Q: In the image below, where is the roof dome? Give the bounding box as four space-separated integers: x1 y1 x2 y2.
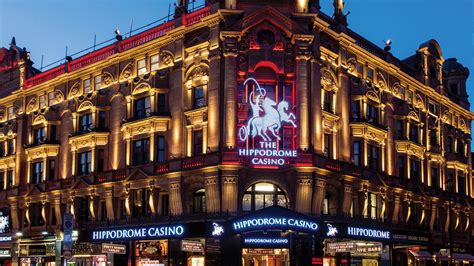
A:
443 58 469 76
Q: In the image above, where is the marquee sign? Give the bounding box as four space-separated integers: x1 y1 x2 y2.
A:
237 78 297 166
91 224 185 241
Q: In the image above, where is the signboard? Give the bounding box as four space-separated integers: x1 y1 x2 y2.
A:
326 242 356 253
0 248 10 257
232 216 318 233
0 236 12 242
181 240 204 253
0 208 10 234
326 242 382 254
91 224 185 241
392 233 429 243
245 249 276 255
242 236 289 248
237 78 297 166
101 243 126 254
20 244 56 257
63 213 74 251
347 227 390 240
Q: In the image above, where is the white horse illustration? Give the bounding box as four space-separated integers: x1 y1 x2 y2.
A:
239 78 297 142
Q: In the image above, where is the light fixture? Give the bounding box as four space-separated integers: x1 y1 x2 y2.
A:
15 232 23 237
384 39 392 52
41 231 48 236
115 28 123 41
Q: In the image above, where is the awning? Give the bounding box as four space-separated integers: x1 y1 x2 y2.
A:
453 253 474 262
409 250 433 260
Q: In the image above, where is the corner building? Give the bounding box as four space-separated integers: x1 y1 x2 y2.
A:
0 0 473 265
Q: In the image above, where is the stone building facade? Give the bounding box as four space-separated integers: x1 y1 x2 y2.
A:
0 0 472 265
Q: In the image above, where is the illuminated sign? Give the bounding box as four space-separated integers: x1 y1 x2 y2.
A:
91 225 184 241
327 224 338 237
211 222 224 237
0 236 12 242
237 78 297 166
0 248 10 257
101 243 126 254
232 217 318 233
181 240 204 253
0 209 10 234
242 237 289 248
326 242 382 254
347 227 390 240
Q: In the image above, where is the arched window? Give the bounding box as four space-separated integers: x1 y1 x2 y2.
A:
242 182 287 211
193 189 206 213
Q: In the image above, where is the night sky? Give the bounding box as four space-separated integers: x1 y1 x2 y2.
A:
1 0 472 108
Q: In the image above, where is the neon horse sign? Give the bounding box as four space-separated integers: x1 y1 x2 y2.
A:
238 78 297 142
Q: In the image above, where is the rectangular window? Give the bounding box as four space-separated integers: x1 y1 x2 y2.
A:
369 193 377 220
33 127 45 145
356 63 364 76
78 197 89 223
446 137 453 153
161 194 169 216
407 90 414 104
193 130 203 156
352 101 360 121
98 111 106 129
7 107 15 120
79 113 93 132
84 79 92 94
39 95 46 109
6 170 13 189
193 87 206 109
156 136 165 163
100 201 107 221
323 196 329 215
133 138 150 166
134 97 151 119
94 75 102 90
409 123 419 143
368 145 379 171
157 93 166 114
398 156 405 179
48 160 55 181
396 120 404 139
323 90 332 112
0 143 5 157
48 91 56 106
324 134 331 157
0 172 4 190
429 102 437 114
353 141 361 166
431 167 439 189
366 104 379 124
458 174 466 195
50 125 57 142
137 59 147 75
7 139 14 155
97 149 105 172
77 151 92 176
367 68 374 80
30 203 44 226
31 161 44 184
150 55 159 71
410 159 420 182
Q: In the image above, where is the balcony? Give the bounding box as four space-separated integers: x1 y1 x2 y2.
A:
69 131 110 151
350 119 387 144
121 114 171 139
351 117 387 131
395 140 425 159
25 143 60 162
154 152 220 175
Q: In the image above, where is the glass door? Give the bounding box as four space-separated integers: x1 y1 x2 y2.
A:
242 248 289 266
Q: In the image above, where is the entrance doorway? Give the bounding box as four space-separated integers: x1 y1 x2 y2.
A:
242 248 290 266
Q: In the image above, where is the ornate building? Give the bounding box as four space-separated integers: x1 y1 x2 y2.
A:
0 0 472 265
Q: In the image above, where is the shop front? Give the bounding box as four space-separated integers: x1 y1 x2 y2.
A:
0 235 12 266
18 240 58 266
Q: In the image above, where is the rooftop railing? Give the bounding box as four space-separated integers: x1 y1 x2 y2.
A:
25 4 209 89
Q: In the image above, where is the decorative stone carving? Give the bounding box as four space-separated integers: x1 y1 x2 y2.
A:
376 72 387 90
346 58 357 74
159 50 174 68
68 82 81 99
120 63 133 81
26 97 38 114
366 90 380 103
102 72 115 86
132 83 151 96
77 101 94 112
54 90 64 103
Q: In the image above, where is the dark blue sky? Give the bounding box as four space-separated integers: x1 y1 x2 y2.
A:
1 0 473 106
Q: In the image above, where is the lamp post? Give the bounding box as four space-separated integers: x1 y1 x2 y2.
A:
446 175 454 266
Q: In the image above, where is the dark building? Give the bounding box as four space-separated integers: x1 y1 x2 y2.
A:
0 0 472 265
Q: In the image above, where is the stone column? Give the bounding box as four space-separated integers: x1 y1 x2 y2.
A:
312 177 326 217
54 195 62 226
15 114 26 186
342 185 353 216
337 67 351 162
105 188 115 221
294 35 313 151
221 173 238 214
169 182 183 216
392 195 400 223
8 198 19 231
295 173 313 214
311 56 323 154
205 174 221 214
170 35 185 157
221 32 239 149
206 22 221 152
